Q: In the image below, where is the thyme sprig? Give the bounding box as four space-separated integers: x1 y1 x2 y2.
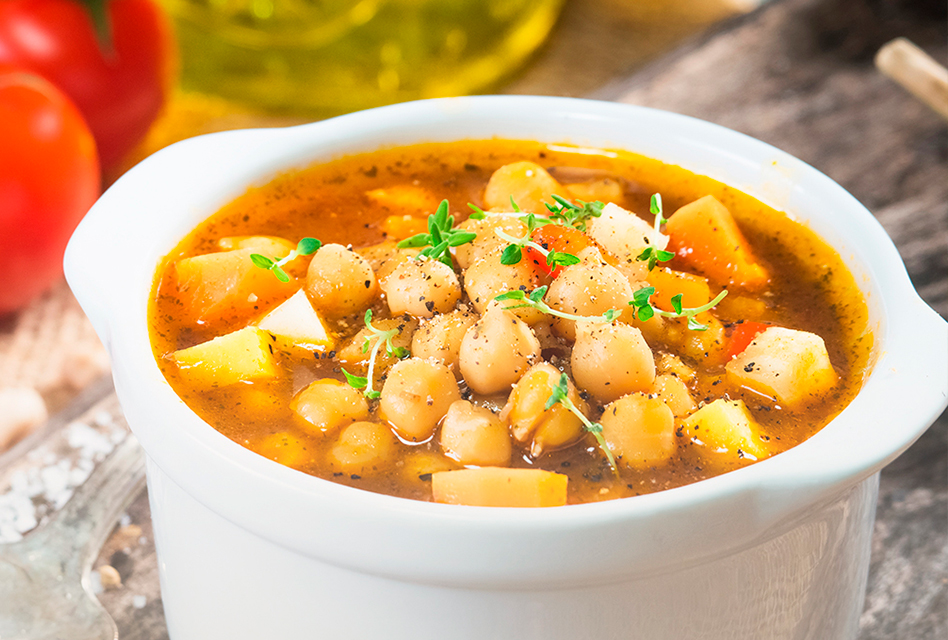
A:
545 373 618 473
629 287 729 331
650 193 668 232
637 246 676 271
636 193 675 271
545 195 604 231
341 310 409 399
250 237 321 282
397 200 476 267
494 286 622 323
494 222 581 270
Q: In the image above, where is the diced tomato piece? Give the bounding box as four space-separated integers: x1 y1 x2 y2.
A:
525 225 594 278
726 321 770 359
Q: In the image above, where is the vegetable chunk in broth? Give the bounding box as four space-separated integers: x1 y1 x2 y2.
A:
149 140 873 507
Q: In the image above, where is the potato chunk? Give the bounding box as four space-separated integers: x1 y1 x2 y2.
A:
600 393 676 470
256 289 334 352
174 327 279 387
439 401 511 467
291 379 369 436
327 422 396 475
587 203 668 282
725 327 837 408
680 399 767 459
432 467 568 507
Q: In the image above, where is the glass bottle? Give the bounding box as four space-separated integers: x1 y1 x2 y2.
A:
158 0 566 116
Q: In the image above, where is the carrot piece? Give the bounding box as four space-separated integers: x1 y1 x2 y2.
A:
726 321 770 359
646 266 711 312
665 196 769 290
432 467 568 507
174 248 297 325
525 224 595 278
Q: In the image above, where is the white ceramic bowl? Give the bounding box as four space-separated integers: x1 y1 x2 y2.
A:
65 97 947 640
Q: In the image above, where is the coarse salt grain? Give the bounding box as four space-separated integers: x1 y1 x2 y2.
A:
132 595 147 609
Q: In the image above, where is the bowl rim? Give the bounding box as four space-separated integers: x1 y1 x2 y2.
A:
65 95 948 588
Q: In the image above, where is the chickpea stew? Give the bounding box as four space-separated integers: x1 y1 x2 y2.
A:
149 140 873 507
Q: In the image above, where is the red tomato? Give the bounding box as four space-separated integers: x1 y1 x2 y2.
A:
0 0 174 173
0 67 100 314
726 321 770 359
524 225 595 278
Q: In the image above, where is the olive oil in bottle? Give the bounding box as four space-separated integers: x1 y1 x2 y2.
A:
158 0 566 116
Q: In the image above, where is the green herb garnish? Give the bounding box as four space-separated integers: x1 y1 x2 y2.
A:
545 373 618 473
250 237 321 282
342 309 410 399
494 219 581 270
397 200 476 268
636 246 676 271
467 203 487 220
650 193 667 232
545 195 604 231
494 286 621 323
628 287 729 331
634 194 675 271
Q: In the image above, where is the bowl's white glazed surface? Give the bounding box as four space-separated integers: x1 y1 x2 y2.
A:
65 97 948 639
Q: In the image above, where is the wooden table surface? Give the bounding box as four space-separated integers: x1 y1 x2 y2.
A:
4 0 947 638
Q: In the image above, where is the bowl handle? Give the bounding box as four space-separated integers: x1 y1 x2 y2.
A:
755 299 947 532
64 198 115 352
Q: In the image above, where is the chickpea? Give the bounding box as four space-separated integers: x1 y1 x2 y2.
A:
439 400 511 466
651 373 696 417
305 244 378 317
600 393 676 470
411 306 479 371
571 321 655 403
484 161 564 213
458 302 541 395
500 363 585 457
462 246 544 324
545 252 634 341
337 317 417 381
291 379 369 436
656 352 696 382
358 241 419 281
327 422 396 475
380 256 461 318
379 358 461 442
453 216 527 270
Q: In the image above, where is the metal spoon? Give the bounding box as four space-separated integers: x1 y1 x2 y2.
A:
0 430 145 640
